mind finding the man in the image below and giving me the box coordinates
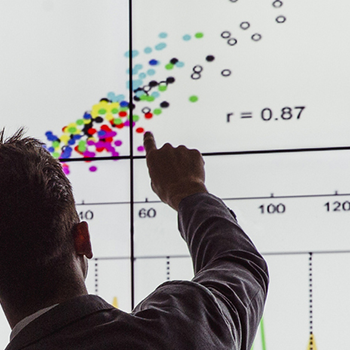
[0,128,268,349]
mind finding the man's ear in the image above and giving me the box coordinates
[73,221,93,259]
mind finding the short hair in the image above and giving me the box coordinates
[0,128,79,308]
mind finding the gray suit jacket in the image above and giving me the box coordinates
[6,193,269,350]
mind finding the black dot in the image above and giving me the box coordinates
[149,80,158,87]
[160,101,170,108]
[134,96,140,102]
[95,117,103,123]
[99,98,110,103]
[170,58,179,65]
[167,77,175,84]
[206,55,215,62]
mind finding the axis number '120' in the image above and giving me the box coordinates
[325,201,350,212]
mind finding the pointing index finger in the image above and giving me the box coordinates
[143,132,157,156]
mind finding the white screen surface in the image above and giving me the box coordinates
[1,1,350,349]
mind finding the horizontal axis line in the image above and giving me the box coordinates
[76,192,350,206]
[92,249,350,261]
[60,145,350,163]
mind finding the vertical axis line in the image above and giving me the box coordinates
[128,0,135,310]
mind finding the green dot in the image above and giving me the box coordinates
[98,108,107,115]
[120,107,128,112]
[114,118,123,125]
[68,127,77,133]
[153,109,162,115]
[195,32,204,39]
[76,119,84,126]
[140,94,148,101]
[52,141,60,148]
[165,63,174,70]
[158,85,167,92]
[78,141,86,152]
[189,95,199,103]
[146,96,155,102]
[133,115,140,122]
[111,108,119,114]
[53,152,60,158]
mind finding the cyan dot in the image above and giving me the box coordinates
[155,43,167,51]
[124,50,139,58]
[176,61,185,68]
[136,90,144,97]
[135,64,143,70]
[139,73,146,79]
[151,91,160,98]
[183,34,191,41]
[159,32,168,39]
[144,47,152,54]
[147,69,156,76]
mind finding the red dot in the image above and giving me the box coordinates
[136,127,145,134]
[116,123,124,129]
[105,137,113,143]
[145,113,153,119]
[62,126,68,132]
[96,147,104,153]
[88,128,96,135]
[101,124,111,131]
[119,111,128,117]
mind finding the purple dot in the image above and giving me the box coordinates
[137,146,145,152]
[89,166,97,172]
[87,140,95,146]
[63,167,70,175]
[114,140,122,146]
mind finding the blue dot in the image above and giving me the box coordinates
[151,91,160,98]
[98,130,107,137]
[68,139,76,146]
[176,61,185,68]
[120,101,129,108]
[155,43,167,51]
[149,59,159,66]
[147,69,156,76]
[83,112,92,120]
[159,32,168,39]
[48,147,55,153]
[139,73,146,79]
[183,35,191,41]
[144,47,152,54]
[74,135,82,140]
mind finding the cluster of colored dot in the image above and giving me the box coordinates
[45,31,203,174]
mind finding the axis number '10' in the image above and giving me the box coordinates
[259,204,286,214]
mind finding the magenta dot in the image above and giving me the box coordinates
[63,167,70,175]
[137,146,145,152]
[114,140,122,146]
[89,166,97,172]
[87,140,95,146]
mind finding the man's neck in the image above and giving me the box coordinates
[1,284,89,329]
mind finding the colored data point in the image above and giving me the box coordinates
[112,297,118,308]
[195,32,204,39]
[189,95,199,103]
[307,334,317,350]
[206,55,215,62]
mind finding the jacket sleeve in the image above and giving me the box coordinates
[178,192,269,350]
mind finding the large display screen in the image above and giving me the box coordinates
[1,1,350,349]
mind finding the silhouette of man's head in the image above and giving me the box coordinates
[0,128,92,320]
